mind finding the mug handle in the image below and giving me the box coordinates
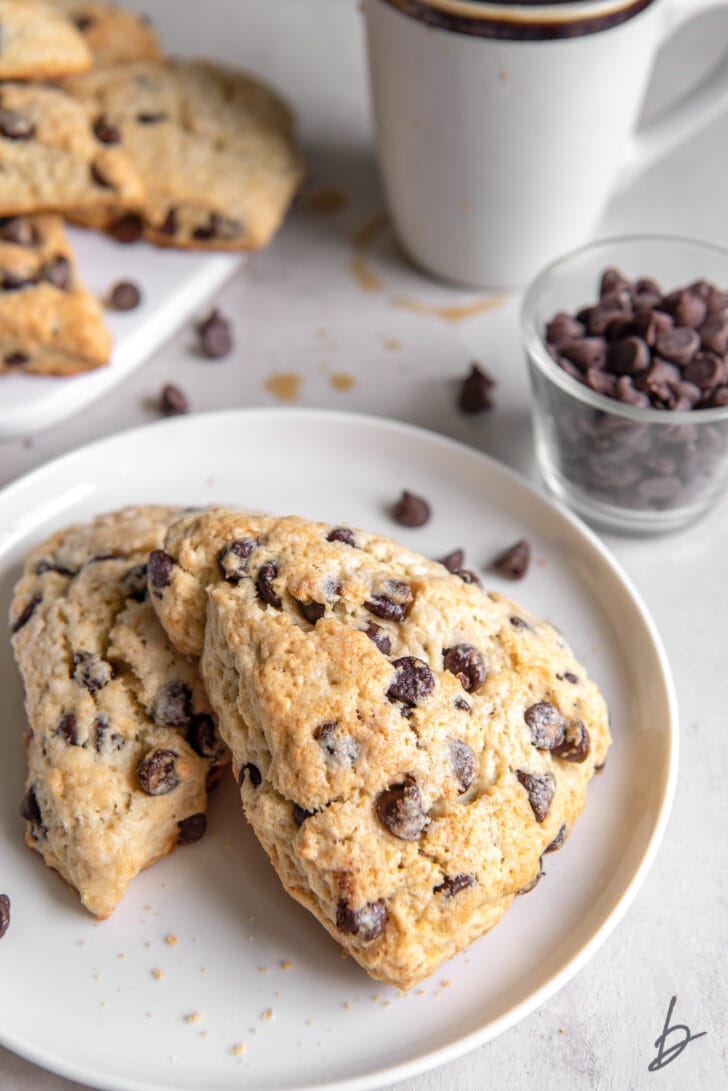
[617,0,728,190]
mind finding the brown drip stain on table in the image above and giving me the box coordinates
[350,213,389,292]
[265,372,302,402]
[393,295,506,322]
[329,372,356,392]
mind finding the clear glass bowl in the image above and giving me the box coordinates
[521,235,728,534]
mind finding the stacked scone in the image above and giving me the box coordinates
[12,505,610,988]
[0,0,303,376]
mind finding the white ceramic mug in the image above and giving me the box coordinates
[363,0,728,288]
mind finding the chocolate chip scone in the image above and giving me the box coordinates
[10,506,228,919]
[0,0,92,79]
[0,82,143,217]
[48,1,163,66]
[62,59,304,250]
[151,510,611,990]
[0,212,111,375]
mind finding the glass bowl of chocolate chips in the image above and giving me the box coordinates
[522,235,728,534]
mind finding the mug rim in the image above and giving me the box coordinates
[521,233,728,427]
[388,0,652,24]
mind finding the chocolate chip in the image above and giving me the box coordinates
[545,313,584,345]
[0,894,9,939]
[122,562,148,602]
[392,489,431,527]
[560,338,607,371]
[256,562,282,608]
[654,326,700,365]
[148,549,174,595]
[387,656,435,706]
[93,717,123,752]
[684,353,725,390]
[375,775,429,840]
[442,644,486,693]
[314,721,359,767]
[608,336,650,375]
[297,599,326,624]
[448,737,476,792]
[137,748,179,795]
[110,214,143,244]
[218,539,255,582]
[187,714,222,761]
[35,559,76,577]
[73,12,95,30]
[240,762,261,787]
[73,650,112,694]
[136,112,168,124]
[293,804,315,826]
[193,213,244,242]
[454,697,471,713]
[20,786,42,828]
[197,309,233,358]
[108,280,141,311]
[492,539,530,579]
[509,615,530,630]
[516,858,544,895]
[458,362,495,413]
[326,526,356,546]
[699,315,728,355]
[159,383,189,416]
[2,272,33,291]
[668,289,707,329]
[434,873,476,897]
[90,162,115,189]
[562,671,579,684]
[454,568,482,588]
[56,712,78,745]
[336,898,387,941]
[93,115,121,145]
[178,813,206,844]
[0,216,37,246]
[524,701,565,750]
[516,770,556,823]
[438,548,465,572]
[152,681,192,728]
[10,594,41,633]
[615,375,650,407]
[365,580,412,622]
[553,719,591,762]
[158,208,178,236]
[544,823,567,853]
[361,622,391,655]
[0,110,35,140]
[40,256,72,290]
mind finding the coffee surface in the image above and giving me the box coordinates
[387,0,655,40]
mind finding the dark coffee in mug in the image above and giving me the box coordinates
[386,0,656,40]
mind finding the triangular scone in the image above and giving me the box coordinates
[62,60,304,250]
[151,510,611,990]
[48,1,163,66]
[0,213,111,375]
[0,0,91,79]
[0,83,144,217]
[10,507,228,919]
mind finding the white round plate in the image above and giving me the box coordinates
[0,408,677,1091]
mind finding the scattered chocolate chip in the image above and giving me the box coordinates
[152,681,192,728]
[56,712,78,745]
[544,823,567,854]
[516,858,544,895]
[326,526,356,546]
[158,208,178,236]
[186,714,223,761]
[448,737,477,792]
[73,650,112,694]
[375,775,429,840]
[553,719,591,762]
[365,580,412,622]
[515,769,556,823]
[361,622,391,655]
[0,894,9,939]
[218,539,255,583]
[442,643,486,693]
[256,562,282,608]
[492,539,530,579]
[386,656,435,706]
[110,213,143,244]
[148,549,174,595]
[336,898,387,941]
[107,280,141,311]
[434,873,476,897]
[93,115,121,145]
[90,162,115,189]
[314,721,359,767]
[240,762,261,787]
[0,216,37,246]
[196,308,233,359]
[159,382,189,416]
[0,109,35,140]
[10,594,41,634]
[392,489,431,527]
[524,701,566,750]
[458,362,495,412]
[178,813,206,844]
[20,786,42,827]
[137,748,179,795]
[293,804,315,826]
[297,599,326,624]
[438,548,465,572]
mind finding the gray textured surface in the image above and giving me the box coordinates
[1,2,727,1088]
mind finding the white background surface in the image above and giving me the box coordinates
[0,1,727,1088]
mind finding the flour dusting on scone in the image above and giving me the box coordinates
[152,509,611,990]
[10,506,227,919]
